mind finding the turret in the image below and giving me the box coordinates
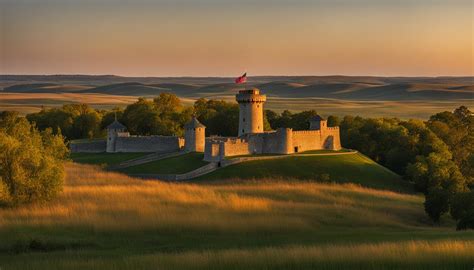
[184,117,206,152]
[106,120,126,153]
[236,88,266,137]
[277,128,293,154]
[309,115,327,131]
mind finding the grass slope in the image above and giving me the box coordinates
[200,153,411,193]
[120,152,208,174]
[70,152,148,166]
[0,163,472,269]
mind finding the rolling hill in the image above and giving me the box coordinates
[1,75,472,118]
[1,162,473,269]
[3,76,472,101]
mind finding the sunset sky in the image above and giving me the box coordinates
[1,0,473,77]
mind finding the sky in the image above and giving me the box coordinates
[1,0,473,77]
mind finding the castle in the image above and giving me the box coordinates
[71,88,341,161]
[203,89,341,162]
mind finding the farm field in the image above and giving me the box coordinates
[0,163,472,269]
[2,75,472,119]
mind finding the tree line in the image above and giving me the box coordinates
[3,93,474,229]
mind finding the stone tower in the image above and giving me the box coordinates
[184,117,206,152]
[236,88,266,137]
[309,115,327,131]
[106,120,126,153]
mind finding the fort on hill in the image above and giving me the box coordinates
[71,88,342,161]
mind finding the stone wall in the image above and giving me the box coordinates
[114,136,183,153]
[204,137,252,162]
[222,138,251,157]
[321,127,342,150]
[292,130,323,152]
[70,140,106,153]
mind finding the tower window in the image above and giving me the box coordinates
[242,129,245,133]
[257,105,259,108]
[243,118,245,122]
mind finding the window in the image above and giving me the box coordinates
[243,118,245,122]
[242,129,245,133]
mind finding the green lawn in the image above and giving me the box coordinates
[295,148,353,154]
[70,152,149,166]
[120,152,208,174]
[199,153,412,193]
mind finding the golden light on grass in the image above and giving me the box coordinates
[1,163,473,269]
[0,163,424,231]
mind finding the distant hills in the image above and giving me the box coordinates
[1,75,472,101]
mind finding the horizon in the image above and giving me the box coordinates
[2,73,474,79]
[1,0,473,77]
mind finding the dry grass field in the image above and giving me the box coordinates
[0,163,473,269]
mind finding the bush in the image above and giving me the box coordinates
[0,112,68,206]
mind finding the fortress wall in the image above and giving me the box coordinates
[260,132,280,153]
[321,127,342,150]
[70,140,106,153]
[114,136,182,153]
[292,130,322,152]
[204,138,224,162]
[221,138,251,157]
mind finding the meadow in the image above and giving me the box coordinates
[0,163,473,269]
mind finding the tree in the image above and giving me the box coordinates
[428,106,474,187]
[0,113,67,206]
[450,191,474,230]
[153,93,182,115]
[424,187,450,223]
[327,115,340,127]
[406,153,466,194]
[194,99,239,136]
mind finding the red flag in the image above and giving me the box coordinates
[235,73,247,84]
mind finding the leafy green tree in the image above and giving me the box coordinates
[153,93,182,115]
[428,106,473,187]
[194,99,239,136]
[0,113,67,206]
[450,191,474,230]
[327,115,340,127]
[424,187,450,223]
[406,153,466,194]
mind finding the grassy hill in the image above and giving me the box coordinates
[199,153,412,193]
[70,152,149,166]
[0,163,472,269]
[120,152,208,174]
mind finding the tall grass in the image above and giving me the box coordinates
[1,163,473,269]
[0,163,424,231]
